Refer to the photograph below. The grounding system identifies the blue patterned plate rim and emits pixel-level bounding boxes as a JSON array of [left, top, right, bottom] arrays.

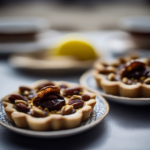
[[0, 93, 109, 138], [80, 69, 150, 102]]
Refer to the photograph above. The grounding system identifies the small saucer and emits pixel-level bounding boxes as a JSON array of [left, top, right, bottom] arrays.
[[0, 93, 109, 138], [80, 69, 150, 105]]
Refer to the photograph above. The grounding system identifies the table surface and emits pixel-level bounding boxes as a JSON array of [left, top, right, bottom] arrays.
[[0, 59, 150, 150]]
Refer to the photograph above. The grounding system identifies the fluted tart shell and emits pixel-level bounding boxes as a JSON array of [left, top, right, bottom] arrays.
[[2, 80, 96, 131]]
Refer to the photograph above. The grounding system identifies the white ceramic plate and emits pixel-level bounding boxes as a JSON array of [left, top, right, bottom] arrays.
[[8, 54, 96, 74], [80, 69, 150, 105], [0, 93, 109, 138]]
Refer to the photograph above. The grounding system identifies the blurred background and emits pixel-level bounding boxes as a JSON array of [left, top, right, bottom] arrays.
[[0, 0, 150, 74], [0, 0, 150, 31]]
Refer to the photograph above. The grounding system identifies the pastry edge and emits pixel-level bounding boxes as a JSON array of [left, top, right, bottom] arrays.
[[93, 70, 150, 98], [2, 80, 96, 131]]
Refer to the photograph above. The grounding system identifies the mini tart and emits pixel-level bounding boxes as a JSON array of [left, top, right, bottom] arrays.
[[94, 56, 150, 98], [2, 80, 96, 131]]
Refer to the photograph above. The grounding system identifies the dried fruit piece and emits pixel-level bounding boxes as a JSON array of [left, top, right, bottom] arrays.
[[61, 105, 73, 115], [68, 99, 84, 109], [39, 99, 65, 111], [15, 103, 30, 113], [119, 60, 149, 79], [44, 95, 58, 100], [8, 94, 27, 103], [64, 87, 83, 96], [82, 94, 91, 101]]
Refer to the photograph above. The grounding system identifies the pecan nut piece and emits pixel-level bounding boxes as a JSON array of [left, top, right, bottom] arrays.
[[64, 87, 83, 96], [33, 86, 60, 106], [68, 99, 84, 109], [39, 99, 65, 111], [8, 94, 27, 103], [15, 103, 30, 113], [61, 105, 74, 115]]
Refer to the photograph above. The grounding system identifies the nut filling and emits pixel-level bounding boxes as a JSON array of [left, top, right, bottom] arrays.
[[94, 56, 150, 97], [4, 81, 94, 118], [100, 58, 150, 85]]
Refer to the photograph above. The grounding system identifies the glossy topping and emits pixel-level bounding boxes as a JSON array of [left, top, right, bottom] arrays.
[[33, 86, 65, 111], [98, 57, 150, 85], [33, 86, 60, 106], [119, 60, 149, 79]]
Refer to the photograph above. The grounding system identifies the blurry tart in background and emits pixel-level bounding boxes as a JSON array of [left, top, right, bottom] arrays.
[[94, 55, 150, 98], [2, 80, 96, 131]]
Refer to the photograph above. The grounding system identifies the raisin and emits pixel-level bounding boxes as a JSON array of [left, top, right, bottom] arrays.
[[8, 94, 27, 103], [82, 94, 91, 101], [15, 103, 30, 113], [68, 99, 84, 109]]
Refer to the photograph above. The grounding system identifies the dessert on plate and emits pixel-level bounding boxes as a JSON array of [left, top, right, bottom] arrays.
[[94, 55, 150, 98], [2, 80, 96, 131]]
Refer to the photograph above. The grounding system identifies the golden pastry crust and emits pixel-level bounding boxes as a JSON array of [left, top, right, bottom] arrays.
[[93, 56, 150, 98], [2, 80, 96, 131]]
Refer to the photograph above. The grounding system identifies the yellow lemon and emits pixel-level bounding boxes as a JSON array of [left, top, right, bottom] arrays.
[[51, 36, 98, 61]]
